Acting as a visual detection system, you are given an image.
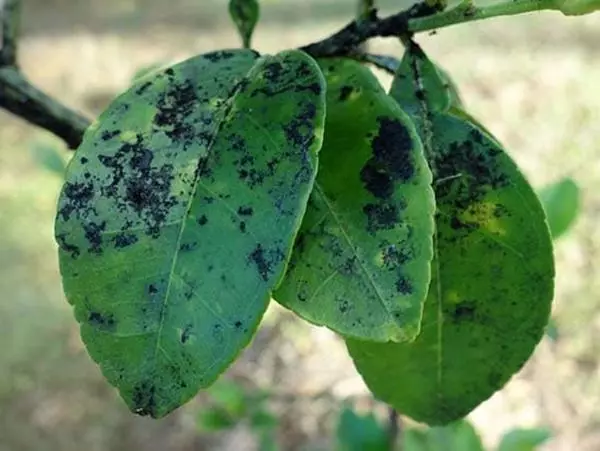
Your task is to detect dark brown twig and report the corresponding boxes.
[0,0,91,149]
[0,0,443,150]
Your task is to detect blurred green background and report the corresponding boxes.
[1,0,599,449]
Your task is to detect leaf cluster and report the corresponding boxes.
[52,0,561,426]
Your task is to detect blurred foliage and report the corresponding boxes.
[196,380,278,450]
[538,177,580,240]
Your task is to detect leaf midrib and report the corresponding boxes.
[313,183,404,335]
[150,72,248,378]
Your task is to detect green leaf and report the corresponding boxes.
[197,407,237,431]
[404,428,431,451]
[30,141,67,176]
[447,106,502,148]
[275,59,435,342]
[390,43,452,114]
[538,177,580,239]
[429,421,485,451]
[436,65,463,109]
[55,49,326,418]
[557,0,600,15]
[229,0,260,49]
[207,380,248,417]
[403,420,484,451]
[250,409,278,429]
[336,406,388,451]
[131,63,164,83]
[347,112,554,425]
[497,427,551,451]
[545,317,559,342]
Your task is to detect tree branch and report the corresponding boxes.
[0,0,566,150]
[300,3,439,57]
[0,0,91,149]
[0,67,91,149]
[0,0,19,66]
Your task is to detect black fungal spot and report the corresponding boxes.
[179,242,198,252]
[363,203,401,234]
[80,157,89,164]
[88,311,116,331]
[164,68,175,76]
[56,233,81,258]
[203,50,242,63]
[101,129,120,141]
[237,206,253,216]
[283,103,317,148]
[248,244,285,282]
[197,215,208,225]
[234,320,243,329]
[338,298,351,314]
[432,120,508,214]
[395,275,413,295]
[360,158,394,199]
[249,244,270,282]
[381,244,411,270]
[153,78,200,147]
[338,85,354,102]
[135,81,153,96]
[59,181,95,221]
[263,61,285,82]
[340,257,357,276]
[83,220,106,254]
[451,301,477,322]
[180,324,192,343]
[114,233,138,249]
[372,117,415,182]
[98,134,178,238]
[239,221,246,233]
[132,381,157,417]
[148,284,158,294]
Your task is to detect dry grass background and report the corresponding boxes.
[1,0,600,450]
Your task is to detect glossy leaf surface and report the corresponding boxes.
[55,49,325,418]
[275,59,435,342]
[347,113,554,424]
[390,43,452,114]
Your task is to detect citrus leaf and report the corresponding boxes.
[336,406,388,451]
[426,420,485,451]
[197,408,237,431]
[229,0,260,49]
[497,427,551,451]
[55,49,326,418]
[347,113,554,424]
[538,177,580,239]
[447,106,502,148]
[30,141,67,176]
[390,43,452,115]
[275,59,435,342]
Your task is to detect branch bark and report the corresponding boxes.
[0,0,563,150]
[0,0,91,149]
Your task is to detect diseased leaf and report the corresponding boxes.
[390,43,452,114]
[229,0,260,49]
[497,427,552,451]
[448,106,502,147]
[55,49,326,418]
[436,65,463,109]
[347,113,554,425]
[538,177,580,239]
[275,59,435,342]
